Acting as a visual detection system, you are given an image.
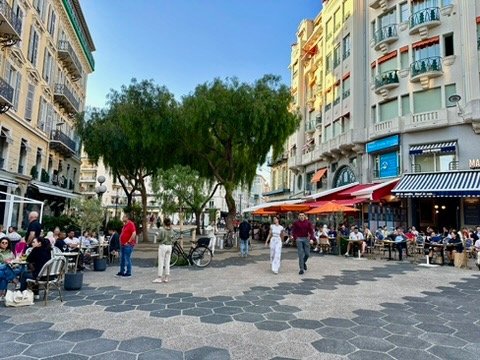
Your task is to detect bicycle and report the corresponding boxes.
[223,230,236,248]
[170,239,213,267]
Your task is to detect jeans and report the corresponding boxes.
[240,238,249,256]
[296,237,310,271]
[0,264,20,291]
[120,245,134,275]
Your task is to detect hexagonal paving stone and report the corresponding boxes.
[166,302,195,310]
[208,295,233,302]
[61,329,104,342]
[43,354,89,360]
[288,319,322,330]
[17,329,63,344]
[168,292,194,298]
[114,293,140,300]
[233,312,266,323]
[141,293,167,300]
[213,307,243,316]
[255,320,291,332]
[259,294,284,301]
[11,321,54,333]
[353,309,384,317]
[104,305,136,313]
[351,326,390,338]
[316,326,356,340]
[90,350,137,360]
[244,305,272,314]
[382,315,419,326]
[95,299,125,307]
[150,309,181,318]
[272,305,302,313]
[124,297,154,305]
[348,350,395,360]
[183,307,214,317]
[0,331,21,343]
[185,346,230,360]
[200,314,233,324]
[385,335,431,349]
[321,317,356,328]
[389,347,458,360]
[72,338,119,356]
[265,312,297,321]
[181,296,208,303]
[23,340,75,358]
[154,297,181,304]
[288,289,313,295]
[382,323,425,337]
[138,348,184,360]
[87,294,114,301]
[132,289,156,294]
[415,323,455,334]
[348,336,395,352]
[251,300,279,307]
[137,303,166,312]
[234,295,260,301]
[311,338,356,355]
[118,336,162,353]
[225,300,252,307]
[197,301,225,309]
[0,342,28,358]
[63,299,96,307]
[352,316,388,327]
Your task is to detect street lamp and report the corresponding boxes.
[95,175,107,201]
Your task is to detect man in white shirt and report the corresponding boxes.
[345,227,365,257]
[64,230,80,250]
[7,226,21,241]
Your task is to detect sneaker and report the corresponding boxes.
[299,270,304,275]
[344,253,349,257]
[273,271,278,274]
[152,278,163,283]
[34,295,40,300]
[122,273,131,277]
[164,276,169,283]
[115,272,124,277]
[304,263,308,271]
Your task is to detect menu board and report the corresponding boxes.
[464,205,480,225]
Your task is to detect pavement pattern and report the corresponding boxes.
[0,244,479,360]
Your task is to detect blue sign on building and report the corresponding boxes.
[366,135,399,153]
[379,152,398,178]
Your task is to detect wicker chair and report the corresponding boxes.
[26,256,67,306]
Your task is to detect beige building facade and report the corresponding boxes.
[0,0,94,228]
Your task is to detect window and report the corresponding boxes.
[400,2,410,22]
[333,83,340,105]
[5,63,21,111]
[334,8,341,31]
[342,34,351,59]
[401,94,411,115]
[27,26,40,65]
[372,105,377,123]
[25,83,35,121]
[414,153,455,172]
[342,77,350,98]
[477,24,480,50]
[444,33,454,56]
[326,19,332,40]
[12,1,24,37]
[379,98,398,122]
[47,7,56,37]
[374,152,399,178]
[400,51,409,69]
[379,56,397,73]
[326,52,332,72]
[333,44,341,67]
[413,87,441,113]
[379,10,396,28]
[445,84,457,107]
[33,0,45,20]
[37,97,47,131]
[343,0,352,21]
[18,139,28,174]
[324,124,332,141]
[413,43,439,61]
[43,51,53,84]
[333,117,344,137]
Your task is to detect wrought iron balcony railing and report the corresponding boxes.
[409,7,440,29]
[57,40,83,80]
[410,56,442,78]
[54,84,80,113]
[374,24,398,45]
[375,70,399,89]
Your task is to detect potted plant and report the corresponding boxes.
[64,254,83,291]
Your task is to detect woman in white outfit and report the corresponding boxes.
[153,218,173,283]
[265,217,284,274]
[206,221,217,255]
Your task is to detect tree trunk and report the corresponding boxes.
[224,186,236,232]
[139,176,148,243]
[195,210,202,235]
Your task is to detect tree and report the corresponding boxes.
[152,165,220,235]
[76,79,178,240]
[180,75,300,230]
[71,198,103,235]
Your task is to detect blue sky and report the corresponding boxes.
[82,1,320,108]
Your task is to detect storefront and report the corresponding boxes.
[366,135,400,180]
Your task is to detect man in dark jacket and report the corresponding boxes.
[238,218,252,257]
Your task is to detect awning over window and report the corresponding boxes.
[409,141,456,155]
[351,178,399,201]
[393,171,480,197]
[310,168,327,183]
[304,182,359,201]
[31,182,80,199]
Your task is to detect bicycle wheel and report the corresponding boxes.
[170,247,180,266]
[191,246,212,267]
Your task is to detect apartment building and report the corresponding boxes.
[0,0,94,227]
[287,0,480,230]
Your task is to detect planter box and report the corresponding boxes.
[93,258,107,271]
[64,272,83,291]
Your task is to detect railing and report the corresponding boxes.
[374,24,398,45]
[316,116,322,127]
[343,89,350,99]
[305,120,316,132]
[448,161,458,170]
[54,84,80,111]
[412,110,439,124]
[57,40,83,75]
[325,103,332,112]
[50,130,76,152]
[410,56,442,78]
[333,98,340,106]
[0,0,22,36]
[409,7,440,29]
[343,49,350,60]
[375,70,399,89]
[0,77,14,104]
[411,164,421,173]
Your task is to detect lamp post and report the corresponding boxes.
[95,175,107,201]
[114,187,119,218]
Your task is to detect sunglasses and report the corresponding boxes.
[0,241,8,245]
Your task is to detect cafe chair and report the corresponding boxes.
[26,256,67,306]
[372,238,385,260]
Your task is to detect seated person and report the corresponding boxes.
[64,230,84,270]
[364,226,374,248]
[375,228,385,241]
[0,238,22,300]
[427,232,444,264]
[446,229,463,266]
[54,232,67,252]
[19,237,52,299]
[344,227,365,257]
[394,228,407,261]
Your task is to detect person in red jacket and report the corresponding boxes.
[117,214,137,277]
[291,213,316,275]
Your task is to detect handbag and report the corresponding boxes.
[5,289,34,307]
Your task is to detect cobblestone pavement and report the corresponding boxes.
[1,244,479,360]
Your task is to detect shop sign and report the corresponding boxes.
[379,152,398,178]
[469,159,480,169]
[366,135,399,153]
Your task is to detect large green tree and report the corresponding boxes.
[152,165,220,234]
[180,75,300,230]
[76,79,178,239]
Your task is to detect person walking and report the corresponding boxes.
[117,214,136,277]
[291,213,315,275]
[153,218,174,283]
[25,211,42,246]
[238,218,251,257]
[265,216,284,274]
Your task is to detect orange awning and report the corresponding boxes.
[311,168,327,183]
[306,201,359,215]
[252,209,277,216]
[264,204,312,213]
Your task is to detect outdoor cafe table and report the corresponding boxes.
[61,252,81,272]
[382,240,396,260]
[347,239,366,261]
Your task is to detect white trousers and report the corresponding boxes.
[270,237,282,273]
[209,235,216,255]
[158,244,172,277]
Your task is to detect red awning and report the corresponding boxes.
[336,184,375,198]
[310,168,327,183]
[309,198,364,208]
[350,179,399,201]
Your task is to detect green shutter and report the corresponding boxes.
[380,99,398,122]
[413,87,441,113]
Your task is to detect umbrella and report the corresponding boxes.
[263,204,312,213]
[252,209,277,216]
[306,201,359,215]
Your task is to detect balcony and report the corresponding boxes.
[267,153,288,166]
[57,40,83,81]
[369,0,389,11]
[302,150,316,166]
[49,130,77,157]
[0,77,13,113]
[0,0,22,47]
[315,116,322,128]
[409,8,440,36]
[305,120,316,133]
[369,117,401,140]
[404,109,448,132]
[410,56,443,83]
[373,25,398,52]
[79,176,96,183]
[288,155,302,170]
[53,84,80,114]
[375,70,399,95]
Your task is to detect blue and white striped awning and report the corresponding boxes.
[409,141,456,155]
[393,171,480,197]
